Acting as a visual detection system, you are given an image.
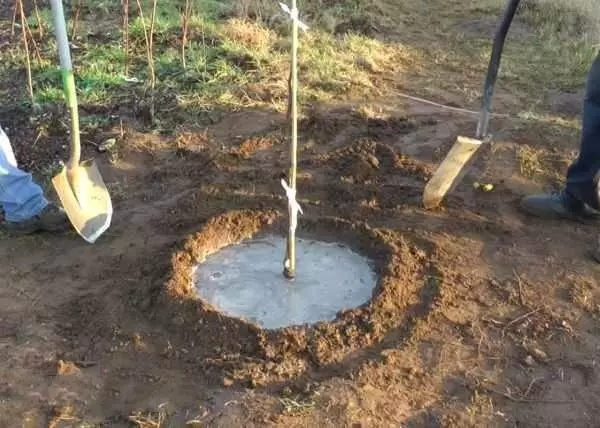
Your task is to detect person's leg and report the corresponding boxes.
[0,126,48,222]
[520,52,600,219]
[0,126,68,233]
[565,52,600,210]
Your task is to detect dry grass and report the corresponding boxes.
[48,405,80,428]
[10,0,597,125]
[56,359,81,376]
[220,18,274,49]
[227,0,279,22]
[522,0,600,39]
[516,143,573,185]
[516,146,544,178]
[280,396,316,415]
[129,404,169,428]
[570,280,598,314]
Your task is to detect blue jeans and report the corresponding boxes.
[0,126,48,222]
[566,52,600,210]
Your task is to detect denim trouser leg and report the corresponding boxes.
[0,126,47,222]
[565,52,600,210]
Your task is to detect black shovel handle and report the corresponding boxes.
[476,0,521,139]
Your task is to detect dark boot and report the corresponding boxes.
[520,190,600,220]
[2,203,70,234]
[521,52,600,220]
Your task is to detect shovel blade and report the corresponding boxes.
[52,160,112,243]
[423,136,483,209]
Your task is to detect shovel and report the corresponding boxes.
[422,0,521,210]
[50,0,112,243]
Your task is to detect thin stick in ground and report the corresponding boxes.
[122,0,129,76]
[460,376,573,404]
[485,384,572,404]
[33,0,44,38]
[514,269,526,306]
[502,307,542,337]
[135,0,157,124]
[11,0,18,37]
[181,0,191,69]
[23,12,42,64]
[17,0,34,102]
[201,12,207,82]
[149,0,157,123]
[71,0,83,40]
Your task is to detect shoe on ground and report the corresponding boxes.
[519,190,600,220]
[2,203,70,235]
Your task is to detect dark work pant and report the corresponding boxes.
[566,52,600,210]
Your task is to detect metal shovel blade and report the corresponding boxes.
[421,0,521,210]
[422,136,482,209]
[52,159,112,243]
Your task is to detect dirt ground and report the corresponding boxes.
[2,95,600,427]
[2,1,600,427]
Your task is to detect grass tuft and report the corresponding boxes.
[2,0,597,131]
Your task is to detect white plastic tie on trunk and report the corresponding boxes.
[279,2,309,31]
[281,178,303,233]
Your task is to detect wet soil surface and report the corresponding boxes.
[2,95,600,427]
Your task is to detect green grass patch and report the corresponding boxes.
[2,0,596,125]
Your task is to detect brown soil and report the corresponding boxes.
[0,1,598,421]
[547,89,585,117]
[165,210,430,372]
[2,96,600,427]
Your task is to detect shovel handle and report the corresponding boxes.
[50,0,81,168]
[476,0,521,139]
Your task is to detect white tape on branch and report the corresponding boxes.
[281,178,303,234]
[279,2,309,31]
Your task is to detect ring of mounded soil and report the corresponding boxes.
[159,209,438,386]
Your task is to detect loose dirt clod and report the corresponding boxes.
[98,137,116,152]
[530,347,550,363]
[56,360,81,376]
[132,333,146,351]
[48,405,78,428]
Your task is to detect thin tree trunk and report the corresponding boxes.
[11,0,18,37]
[135,0,157,124]
[33,0,44,38]
[18,0,34,102]
[24,15,42,64]
[71,0,83,40]
[123,0,129,76]
[149,0,158,123]
[181,0,191,69]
